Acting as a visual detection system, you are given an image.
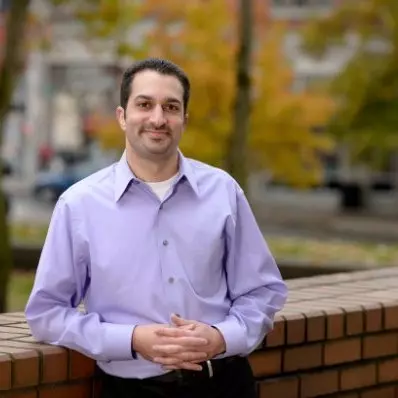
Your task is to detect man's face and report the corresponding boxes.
[116,70,187,160]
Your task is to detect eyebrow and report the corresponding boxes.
[134,95,182,105]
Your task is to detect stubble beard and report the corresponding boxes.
[128,131,176,161]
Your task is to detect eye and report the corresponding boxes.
[137,102,151,109]
[165,104,180,112]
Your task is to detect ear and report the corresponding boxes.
[116,106,126,131]
[183,113,189,128]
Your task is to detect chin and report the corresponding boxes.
[145,146,172,156]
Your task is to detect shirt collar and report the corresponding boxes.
[114,150,199,202]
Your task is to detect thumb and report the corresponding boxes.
[170,313,195,327]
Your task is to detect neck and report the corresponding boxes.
[126,147,179,183]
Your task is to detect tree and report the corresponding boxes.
[0,0,30,313]
[226,0,253,191]
[73,0,335,188]
[302,0,398,170]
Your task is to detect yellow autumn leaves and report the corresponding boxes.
[90,0,335,187]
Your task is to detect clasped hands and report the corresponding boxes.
[132,313,226,371]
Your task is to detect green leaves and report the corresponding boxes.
[302,0,398,167]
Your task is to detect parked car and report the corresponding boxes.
[33,160,106,202]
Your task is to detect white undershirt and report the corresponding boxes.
[145,173,179,201]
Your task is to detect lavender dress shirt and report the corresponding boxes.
[25,151,287,379]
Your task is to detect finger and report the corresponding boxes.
[165,336,209,347]
[162,362,202,371]
[155,328,207,344]
[175,361,203,371]
[153,345,208,360]
[161,362,203,372]
[171,314,194,327]
[162,365,179,370]
[153,355,205,367]
[153,344,184,355]
[153,356,181,366]
[174,351,208,362]
[180,324,196,331]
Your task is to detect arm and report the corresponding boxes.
[213,186,288,357]
[25,197,134,362]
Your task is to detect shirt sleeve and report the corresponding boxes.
[25,196,135,362]
[213,185,288,357]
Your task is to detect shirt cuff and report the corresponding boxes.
[102,323,136,361]
[212,316,247,357]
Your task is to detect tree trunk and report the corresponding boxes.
[225,0,253,193]
[0,0,30,313]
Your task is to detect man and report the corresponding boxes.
[25,58,287,398]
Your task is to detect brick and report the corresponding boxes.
[69,350,95,379]
[265,316,285,347]
[360,386,395,398]
[0,340,68,384]
[340,363,376,391]
[4,313,26,319]
[39,382,92,398]
[248,350,281,377]
[0,327,31,335]
[325,308,344,339]
[284,344,322,372]
[378,358,398,383]
[0,316,21,326]
[284,313,306,345]
[259,376,299,398]
[300,370,339,398]
[41,346,68,383]
[14,337,37,343]
[363,303,382,332]
[0,332,25,340]
[345,306,363,336]
[0,347,39,388]
[363,333,398,359]
[0,353,11,390]
[8,324,31,330]
[383,303,398,330]
[324,338,361,365]
[306,311,325,342]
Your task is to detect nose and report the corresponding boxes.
[149,105,166,127]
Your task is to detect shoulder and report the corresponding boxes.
[58,163,116,210]
[186,158,243,194]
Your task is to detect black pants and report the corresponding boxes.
[98,356,256,398]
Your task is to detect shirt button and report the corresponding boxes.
[168,277,174,284]
[163,240,168,246]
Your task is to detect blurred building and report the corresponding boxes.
[1,0,396,197]
[266,0,397,197]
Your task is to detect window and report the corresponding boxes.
[272,0,332,7]
[0,0,10,12]
[271,0,333,20]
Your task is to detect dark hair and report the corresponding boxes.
[120,58,190,113]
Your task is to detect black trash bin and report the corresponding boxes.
[340,182,364,209]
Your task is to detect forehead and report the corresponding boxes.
[130,70,184,102]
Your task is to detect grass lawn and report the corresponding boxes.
[7,225,398,312]
[11,222,49,246]
[266,236,398,267]
[8,271,35,312]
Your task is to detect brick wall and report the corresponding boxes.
[1,268,398,397]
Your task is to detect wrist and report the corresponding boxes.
[131,325,140,359]
[212,326,226,355]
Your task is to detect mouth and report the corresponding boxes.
[144,130,169,138]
